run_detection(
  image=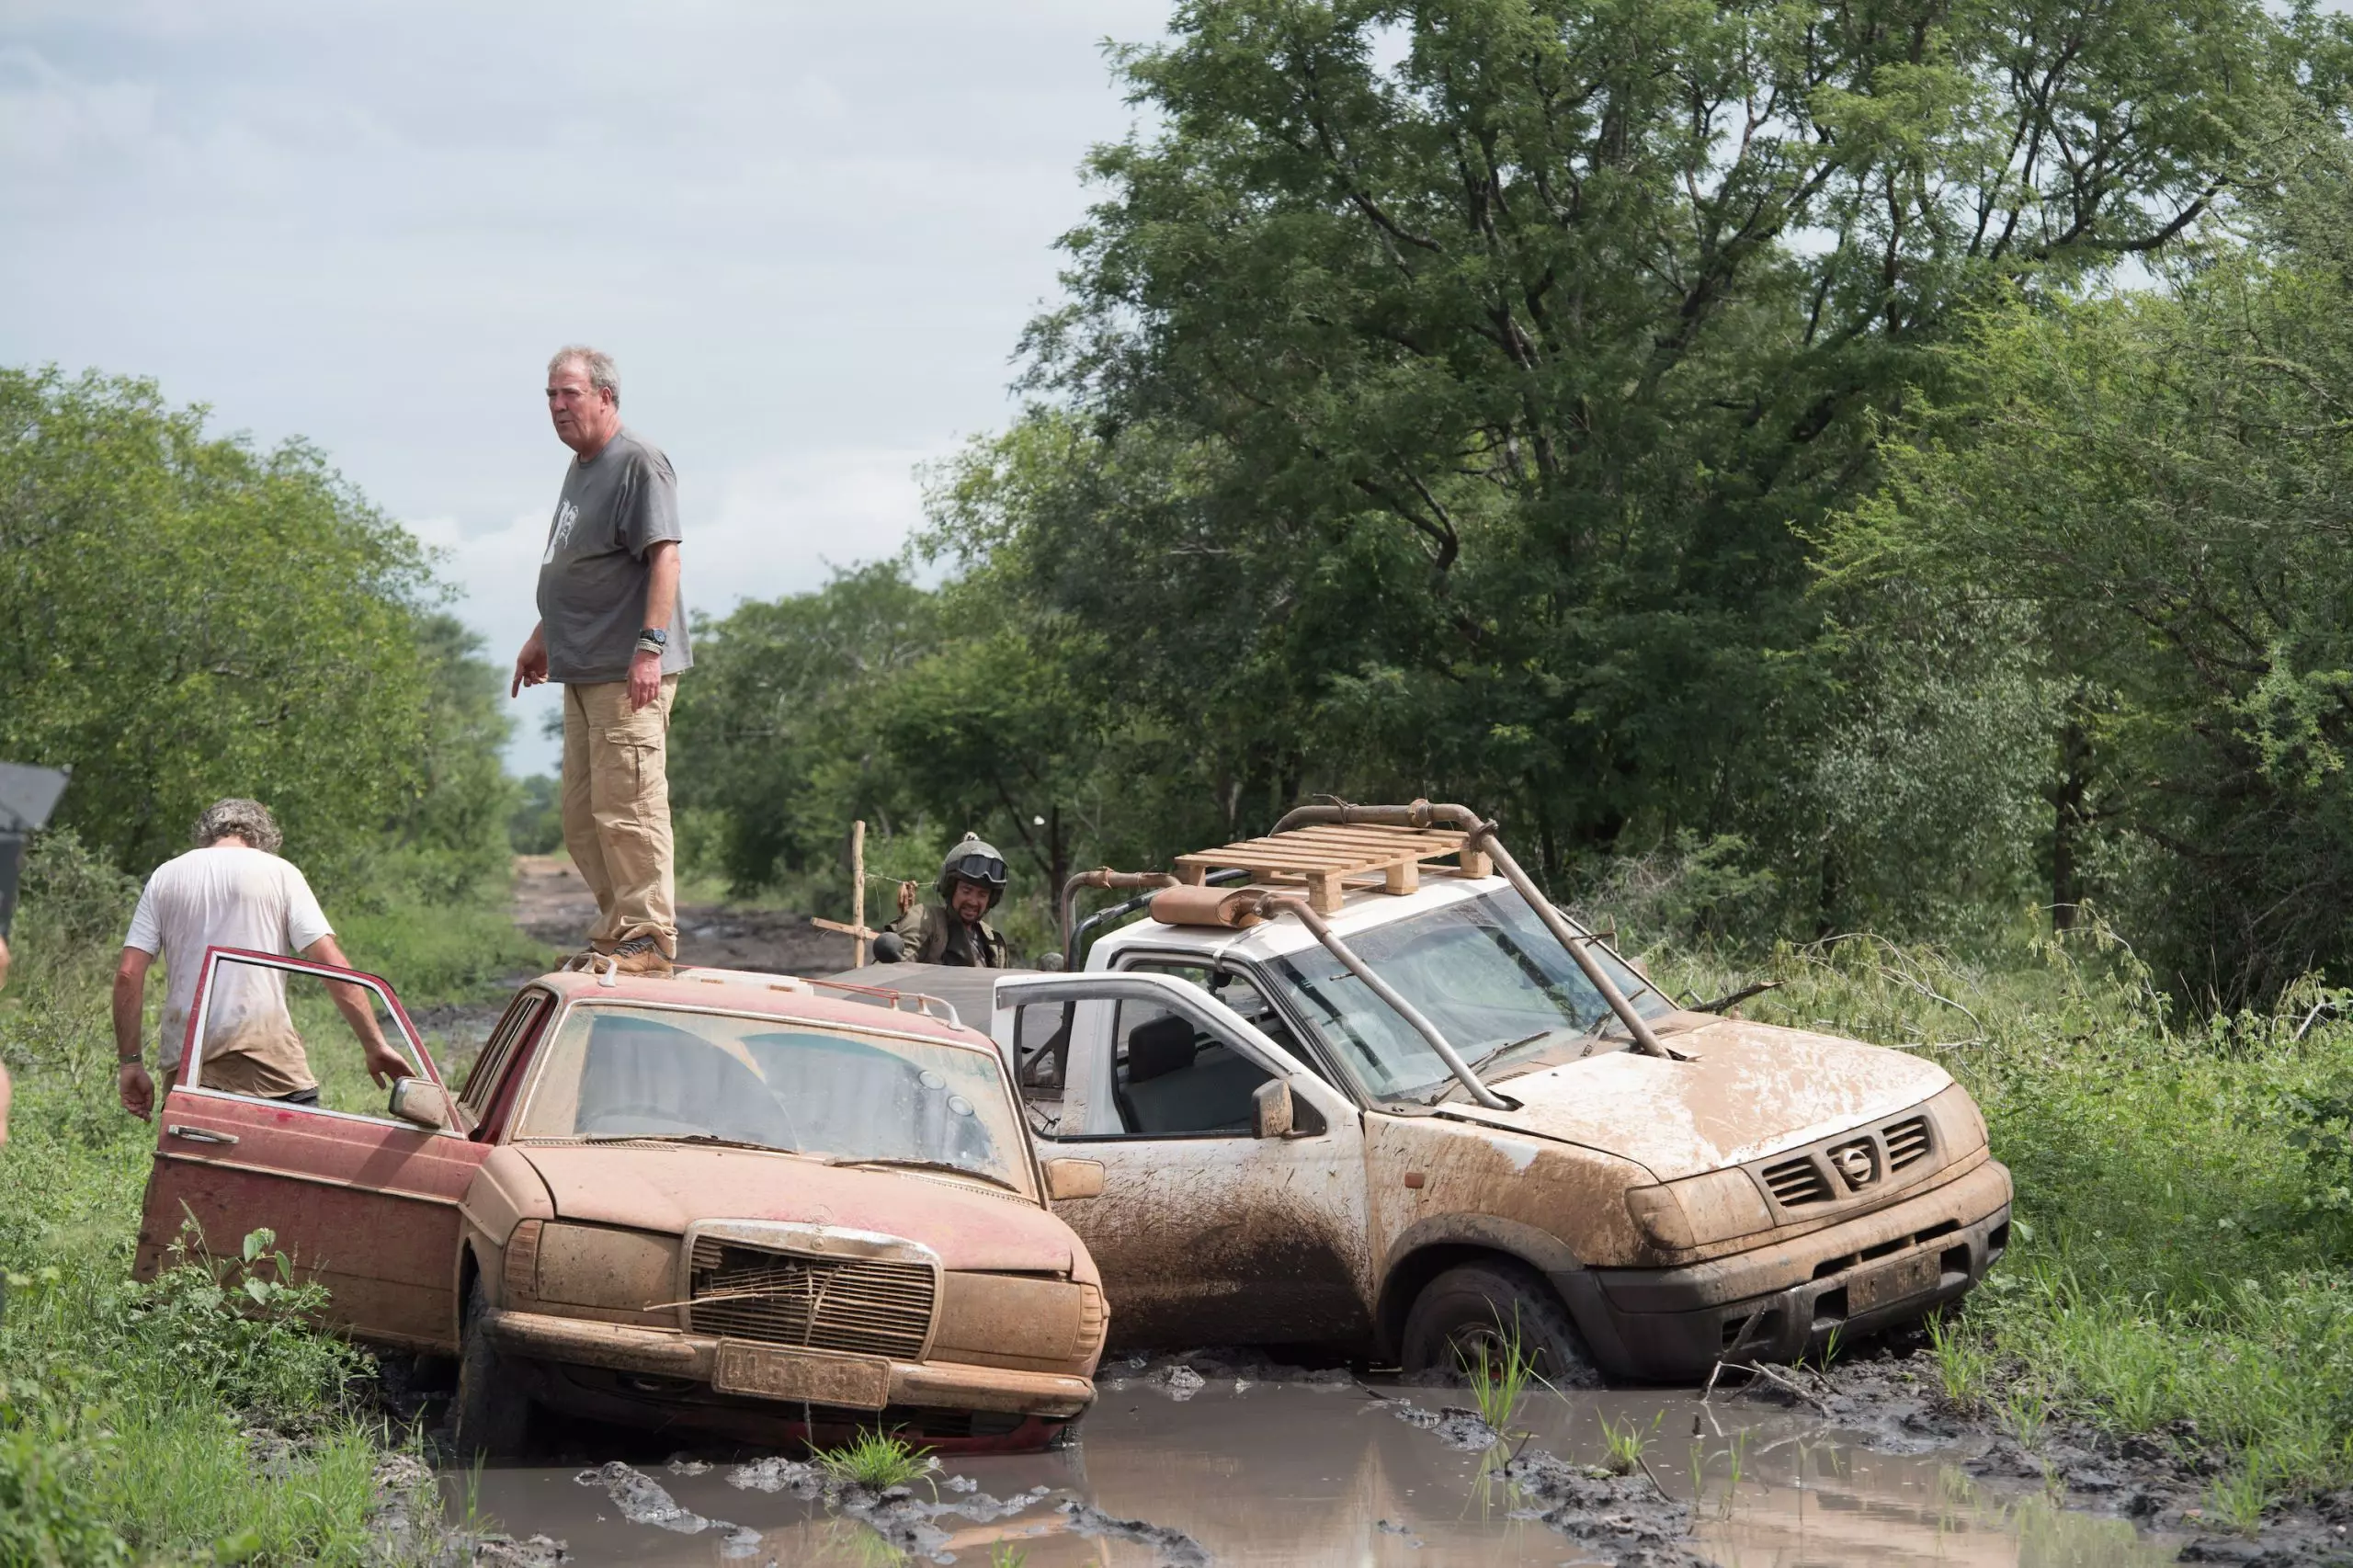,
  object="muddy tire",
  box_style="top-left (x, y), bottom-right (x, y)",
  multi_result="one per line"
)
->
top-left (453, 1275), bottom-right (533, 1459)
top-left (1401, 1260), bottom-right (1600, 1390)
